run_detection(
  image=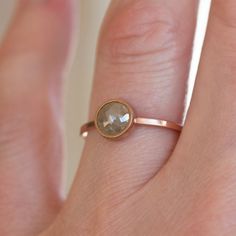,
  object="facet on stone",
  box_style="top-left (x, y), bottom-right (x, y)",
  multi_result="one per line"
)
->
top-left (96, 101), bottom-right (132, 138)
